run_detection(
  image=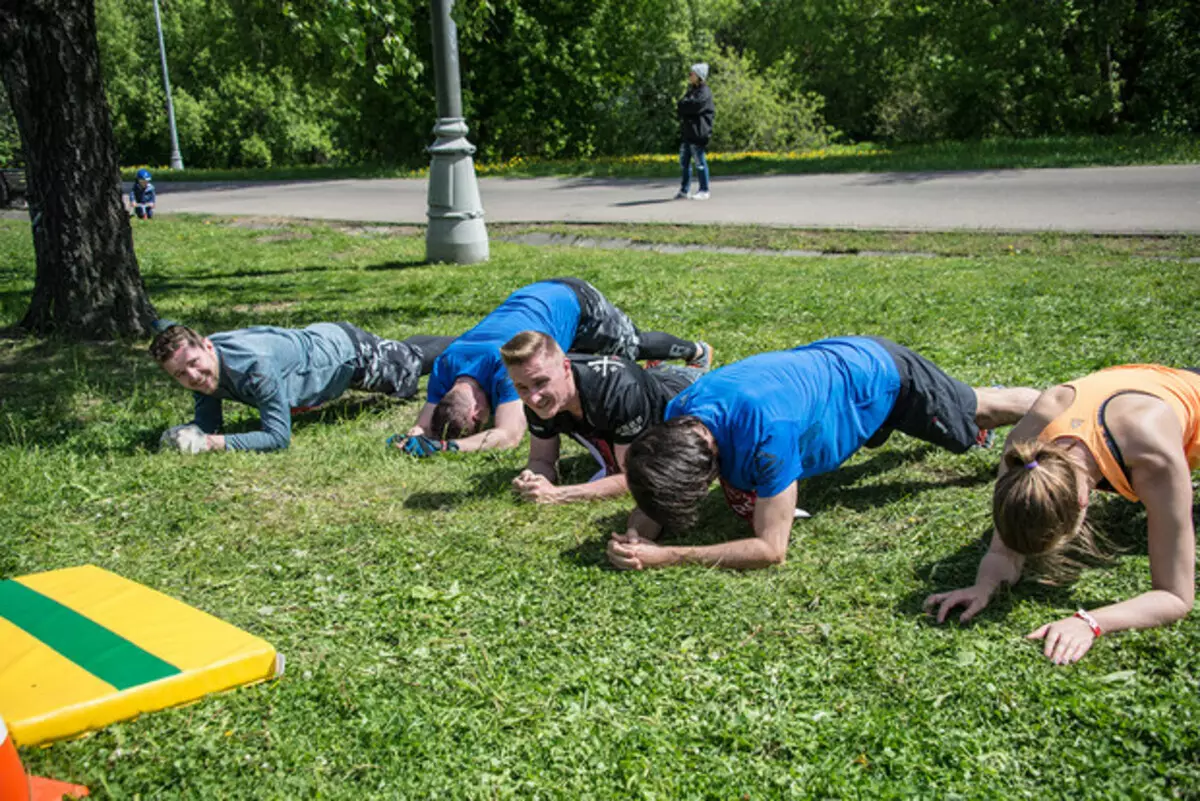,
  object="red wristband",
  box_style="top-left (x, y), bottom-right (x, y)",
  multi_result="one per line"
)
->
top-left (1075, 609), bottom-right (1102, 637)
